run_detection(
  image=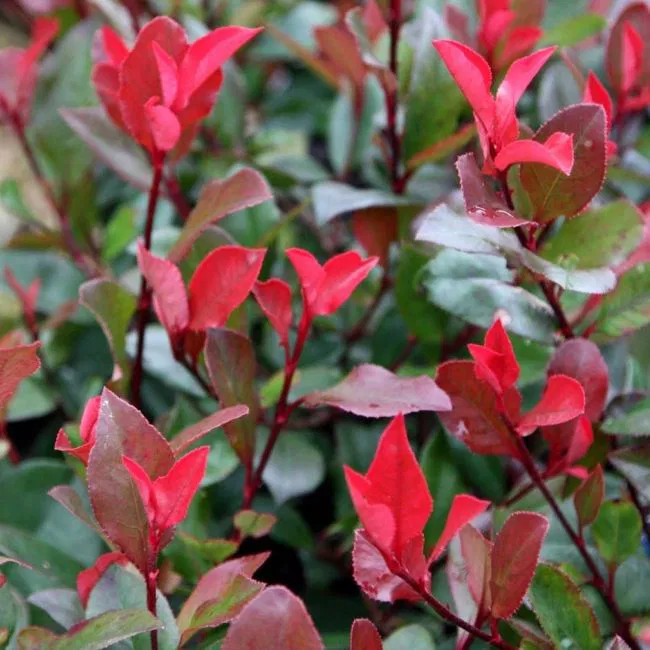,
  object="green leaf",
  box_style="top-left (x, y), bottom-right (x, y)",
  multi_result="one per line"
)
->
top-left (79, 280), bottom-right (136, 390)
top-left (421, 433), bottom-right (467, 547)
top-left (86, 566), bottom-right (179, 650)
top-left (234, 510), bottom-right (277, 539)
top-left (603, 396), bottom-right (650, 434)
top-left (402, 7), bottom-right (464, 162)
top-left (595, 265), bottom-right (650, 340)
top-left (416, 205), bottom-right (616, 294)
top-left (530, 564), bottom-right (601, 650)
top-left (614, 555), bottom-right (650, 616)
top-left (258, 430), bottom-right (325, 504)
top-left (0, 584), bottom-right (28, 648)
top-left (395, 246), bottom-right (448, 343)
top-left (573, 466), bottom-right (604, 529)
top-left (18, 609), bottom-right (161, 650)
top-left (541, 201), bottom-right (643, 270)
top-left (540, 13), bottom-right (607, 46)
top-left (592, 501), bottom-right (642, 566)
top-left (609, 444), bottom-right (650, 501)
top-left (103, 207), bottom-right (137, 262)
top-left (28, 589), bottom-right (84, 630)
top-left (384, 624), bottom-right (436, 650)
